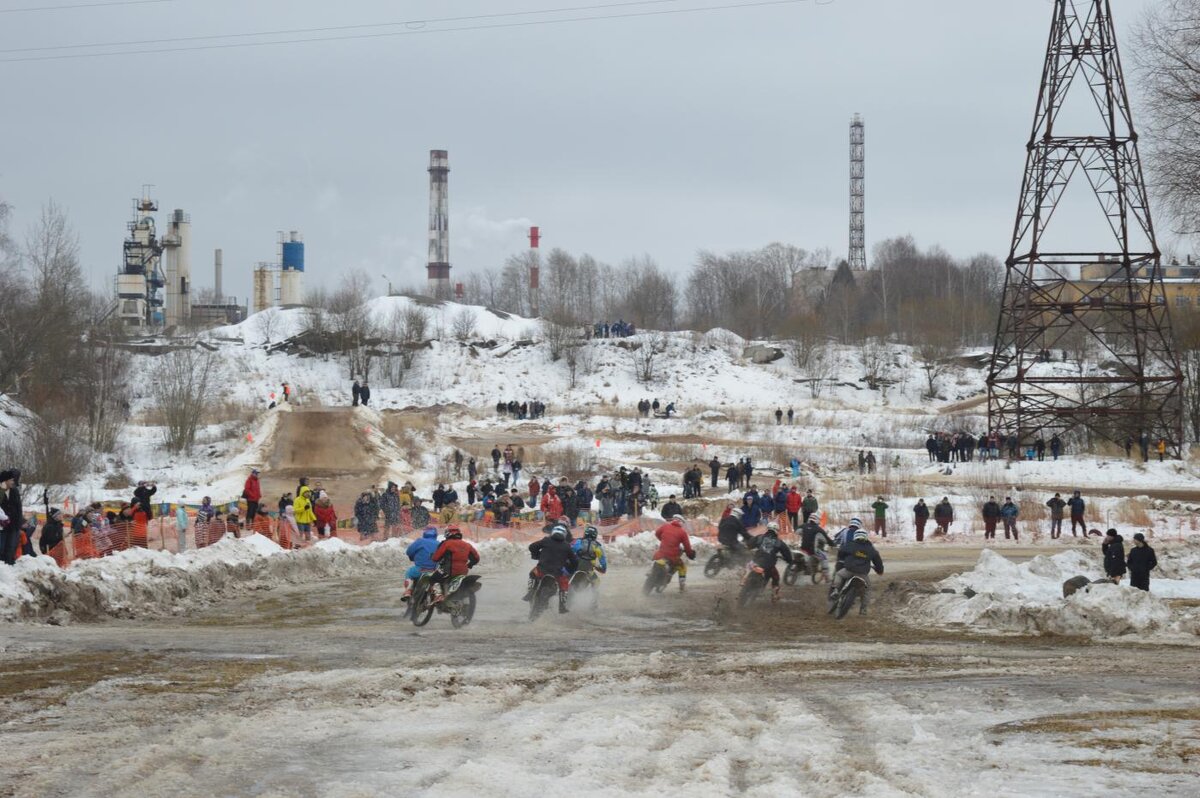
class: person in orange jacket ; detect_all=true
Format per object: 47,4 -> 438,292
652,515 -> 696,591
540,485 -> 563,521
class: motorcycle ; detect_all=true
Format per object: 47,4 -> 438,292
704,546 -> 748,578
643,558 -> 680,594
784,547 -> 830,586
737,565 -> 770,608
827,574 -> 869,620
408,573 -> 482,628
529,574 -> 561,621
567,568 -> 600,612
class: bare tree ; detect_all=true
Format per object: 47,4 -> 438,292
0,413 -> 88,486
630,332 -> 669,384
452,307 -> 478,341
151,345 -> 217,453
807,348 -> 836,399
912,317 -> 958,399
861,337 -> 894,391
1133,0 -> 1200,237
542,319 -> 574,362
254,306 -> 283,346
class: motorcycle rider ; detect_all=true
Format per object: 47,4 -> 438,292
525,524 -> 579,613
430,526 -> 480,604
745,522 -> 794,601
652,514 -> 696,592
798,517 -> 834,575
832,517 -> 865,548
829,530 -> 884,615
717,507 -> 753,560
402,527 -> 440,602
572,525 -> 609,578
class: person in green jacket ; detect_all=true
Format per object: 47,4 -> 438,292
870,496 -> 889,538
801,490 -> 819,524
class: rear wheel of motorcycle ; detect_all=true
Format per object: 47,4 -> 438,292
450,592 -> 476,629
783,566 -> 799,587
738,573 -> 766,608
643,564 -> 665,596
703,553 -> 724,578
836,580 -> 862,620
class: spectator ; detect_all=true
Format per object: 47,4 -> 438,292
709,456 -> 721,489
913,499 -> 930,542
1102,529 -> 1126,583
1050,434 -> 1062,461
774,408 -> 783,426
1046,492 -> 1066,539
1000,497 -> 1020,540
38,509 -> 65,555
870,496 -> 888,538
786,487 -> 802,531
352,379 -> 362,406
132,480 -> 157,520
243,468 -> 262,525
359,381 -> 371,406
661,495 -> 683,520
933,497 -> 954,536
787,407 -> 794,425
982,496 -> 1000,540
1067,491 -> 1086,537
1126,533 -> 1157,592
1157,438 -> 1167,462
801,490 -> 818,524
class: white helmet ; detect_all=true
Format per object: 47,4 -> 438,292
730,508 -> 744,519
849,517 -> 863,529
853,530 -> 869,542
766,521 -> 780,535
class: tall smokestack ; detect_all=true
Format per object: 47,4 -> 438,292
427,149 -> 451,298
214,248 -> 223,302
529,226 -> 541,318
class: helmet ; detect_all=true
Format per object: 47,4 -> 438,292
853,530 -> 869,542
550,525 -> 568,541
849,517 -> 863,529
445,526 -> 463,540
765,521 -> 780,535
730,507 -> 744,519
584,525 -> 599,539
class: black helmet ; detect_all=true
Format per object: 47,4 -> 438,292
584,525 -> 599,539
550,524 -> 568,541
445,526 -> 463,540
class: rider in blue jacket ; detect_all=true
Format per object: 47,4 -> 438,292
403,527 -> 440,602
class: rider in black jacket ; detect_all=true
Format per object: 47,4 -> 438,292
524,525 -> 579,613
746,523 -> 794,600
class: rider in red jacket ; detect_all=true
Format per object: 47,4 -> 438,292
653,516 -> 696,591
430,528 -> 480,603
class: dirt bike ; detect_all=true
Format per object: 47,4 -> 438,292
408,573 -> 482,629
737,565 -> 770,608
567,568 -> 601,612
827,574 -> 869,620
784,548 -> 830,586
529,574 -> 561,621
643,558 -> 682,594
704,546 -> 748,578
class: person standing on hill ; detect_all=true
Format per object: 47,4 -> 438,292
1067,491 -> 1086,537
933,497 -> 954,536
1000,497 -> 1020,540
981,496 -> 1001,540
1102,529 -> 1126,583
709,456 -> 721,489
870,496 -> 888,537
1045,493 -> 1066,539
453,450 -> 464,478
774,408 -> 783,426
913,499 -> 930,542
491,445 -> 502,471
359,381 -> 371,407
1050,434 -> 1062,460
1126,533 -> 1157,591
866,451 -> 877,474
787,407 -> 794,425
352,380 -> 362,407
242,468 -> 262,525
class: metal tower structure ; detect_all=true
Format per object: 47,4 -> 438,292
426,149 -> 451,298
849,114 -> 866,270
987,0 -> 1184,454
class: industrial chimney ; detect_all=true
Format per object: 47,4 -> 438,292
426,149 -> 451,298
214,248 -> 224,303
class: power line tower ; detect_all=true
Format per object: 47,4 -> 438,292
849,113 -> 866,270
987,0 -> 1184,455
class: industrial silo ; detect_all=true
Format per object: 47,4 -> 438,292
279,231 -> 304,307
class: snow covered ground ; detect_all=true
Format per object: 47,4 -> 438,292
906,544 -> 1200,638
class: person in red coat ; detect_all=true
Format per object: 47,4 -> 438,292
540,486 -> 563,521
431,527 -> 480,602
785,488 -> 803,531
653,516 -> 696,591
243,468 -> 263,524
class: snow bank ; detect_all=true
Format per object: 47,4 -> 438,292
905,548 -> 1200,639
603,531 -> 716,565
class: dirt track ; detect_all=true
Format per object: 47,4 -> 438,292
260,408 -> 388,511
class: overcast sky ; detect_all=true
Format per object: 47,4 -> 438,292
0,0 -> 1169,303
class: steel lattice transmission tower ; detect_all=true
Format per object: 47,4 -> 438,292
849,114 -> 866,270
986,0 -> 1184,454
